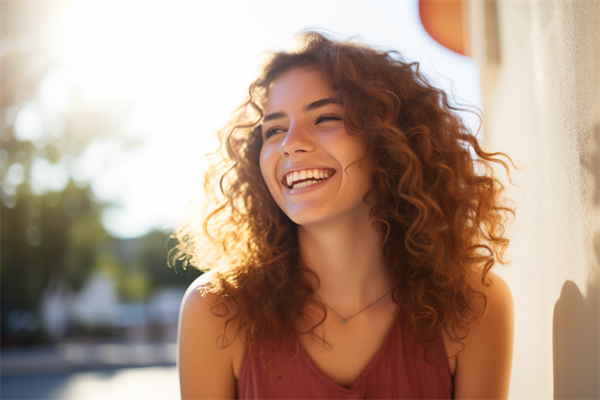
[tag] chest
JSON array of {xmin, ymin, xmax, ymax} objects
[
  {"xmin": 236, "ymin": 305, "xmax": 454, "ymax": 399},
  {"xmin": 298, "ymin": 301, "xmax": 398, "ymax": 388},
  {"xmin": 232, "ymin": 308, "xmax": 456, "ymax": 384}
]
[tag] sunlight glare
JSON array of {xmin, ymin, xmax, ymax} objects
[{"xmin": 55, "ymin": 2, "xmax": 482, "ymax": 238}]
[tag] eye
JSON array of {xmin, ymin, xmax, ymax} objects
[
  {"xmin": 315, "ymin": 114, "xmax": 342, "ymax": 124},
  {"xmin": 264, "ymin": 126, "xmax": 287, "ymax": 139}
]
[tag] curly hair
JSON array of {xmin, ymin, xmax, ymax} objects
[{"xmin": 174, "ymin": 31, "xmax": 514, "ymax": 362}]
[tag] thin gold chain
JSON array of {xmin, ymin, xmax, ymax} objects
[{"xmin": 315, "ymin": 289, "xmax": 393, "ymax": 324}]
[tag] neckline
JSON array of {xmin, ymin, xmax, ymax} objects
[{"xmin": 296, "ymin": 307, "xmax": 401, "ymax": 394}]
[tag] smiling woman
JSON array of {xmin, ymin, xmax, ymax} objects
[{"xmin": 174, "ymin": 32, "xmax": 514, "ymax": 399}]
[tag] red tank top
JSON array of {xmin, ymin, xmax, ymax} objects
[{"xmin": 237, "ymin": 309, "xmax": 453, "ymax": 399}]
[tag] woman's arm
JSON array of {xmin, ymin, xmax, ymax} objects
[
  {"xmin": 178, "ymin": 275, "xmax": 238, "ymax": 399},
  {"xmin": 452, "ymin": 272, "xmax": 515, "ymax": 399}
]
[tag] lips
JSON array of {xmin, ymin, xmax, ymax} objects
[{"xmin": 282, "ymin": 168, "xmax": 335, "ymax": 189}]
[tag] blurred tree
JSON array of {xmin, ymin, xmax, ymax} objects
[
  {"xmin": 1, "ymin": 180, "xmax": 110, "ymax": 344},
  {"xmin": 139, "ymin": 231, "xmax": 202, "ymax": 289},
  {"xmin": 107, "ymin": 230, "xmax": 202, "ymax": 300},
  {"xmin": 0, "ymin": 2, "xmax": 201, "ymax": 347},
  {"xmin": 0, "ymin": 3, "xmax": 137, "ymax": 346}
]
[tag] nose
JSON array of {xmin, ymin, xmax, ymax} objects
[{"xmin": 280, "ymin": 123, "xmax": 315, "ymax": 157}]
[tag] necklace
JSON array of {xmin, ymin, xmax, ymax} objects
[{"xmin": 315, "ymin": 289, "xmax": 393, "ymax": 324}]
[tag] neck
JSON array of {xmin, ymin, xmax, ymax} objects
[{"xmin": 297, "ymin": 206, "xmax": 392, "ymax": 312}]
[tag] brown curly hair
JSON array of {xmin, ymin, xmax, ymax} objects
[{"xmin": 174, "ymin": 31, "xmax": 513, "ymax": 360}]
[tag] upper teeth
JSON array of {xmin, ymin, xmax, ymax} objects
[{"xmin": 285, "ymin": 169, "xmax": 330, "ymax": 188}]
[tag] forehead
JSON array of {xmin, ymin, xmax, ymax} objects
[{"xmin": 264, "ymin": 67, "xmax": 334, "ymax": 112}]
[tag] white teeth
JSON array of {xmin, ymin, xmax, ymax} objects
[
  {"xmin": 286, "ymin": 169, "xmax": 333, "ymax": 189},
  {"xmin": 292, "ymin": 180, "xmax": 319, "ymax": 189}
]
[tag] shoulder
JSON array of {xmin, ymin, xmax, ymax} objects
[
  {"xmin": 473, "ymin": 271, "xmax": 514, "ymax": 344},
  {"xmin": 179, "ymin": 273, "xmax": 222, "ymax": 334},
  {"xmin": 452, "ymin": 271, "xmax": 514, "ymax": 399},
  {"xmin": 179, "ymin": 272, "xmax": 223, "ymax": 322},
  {"xmin": 178, "ymin": 272, "xmax": 241, "ymax": 399},
  {"xmin": 472, "ymin": 271, "xmax": 513, "ymax": 330}
]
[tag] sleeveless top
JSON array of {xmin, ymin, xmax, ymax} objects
[{"xmin": 237, "ymin": 309, "xmax": 453, "ymax": 399}]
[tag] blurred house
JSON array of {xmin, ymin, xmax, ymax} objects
[
  {"xmin": 40, "ymin": 279, "xmax": 74, "ymax": 340},
  {"xmin": 39, "ymin": 271, "xmax": 185, "ymax": 343},
  {"xmin": 71, "ymin": 271, "xmax": 120, "ymax": 328},
  {"xmin": 146, "ymin": 287, "xmax": 186, "ymax": 341}
]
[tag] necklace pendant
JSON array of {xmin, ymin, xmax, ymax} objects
[{"xmin": 342, "ymin": 319, "xmax": 347, "ymax": 323}]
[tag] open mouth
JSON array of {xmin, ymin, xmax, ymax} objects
[{"xmin": 284, "ymin": 168, "xmax": 335, "ymax": 189}]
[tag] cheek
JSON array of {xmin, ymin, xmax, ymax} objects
[
  {"xmin": 336, "ymin": 138, "xmax": 369, "ymax": 172},
  {"xmin": 340, "ymin": 140, "xmax": 372, "ymax": 190}
]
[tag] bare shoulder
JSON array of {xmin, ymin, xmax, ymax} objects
[
  {"xmin": 180, "ymin": 272, "xmax": 226, "ymax": 323},
  {"xmin": 480, "ymin": 271, "xmax": 513, "ymax": 322},
  {"xmin": 178, "ymin": 272, "xmax": 242, "ymax": 399},
  {"xmin": 452, "ymin": 271, "xmax": 514, "ymax": 399}
]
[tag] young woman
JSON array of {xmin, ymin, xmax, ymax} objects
[{"xmin": 176, "ymin": 32, "xmax": 514, "ymax": 399}]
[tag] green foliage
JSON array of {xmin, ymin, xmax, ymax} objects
[
  {"xmin": 0, "ymin": 2, "xmax": 202, "ymax": 346},
  {"xmin": 104, "ymin": 231, "xmax": 202, "ymax": 300},
  {"xmin": 1, "ymin": 181, "xmax": 107, "ymax": 305}
]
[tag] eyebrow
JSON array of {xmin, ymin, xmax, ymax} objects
[
  {"xmin": 263, "ymin": 112, "xmax": 285, "ymax": 123},
  {"xmin": 262, "ymin": 97, "xmax": 341, "ymax": 123},
  {"xmin": 303, "ymin": 97, "xmax": 340, "ymax": 112}
]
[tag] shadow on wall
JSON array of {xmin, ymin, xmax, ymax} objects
[
  {"xmin": 553, "ymin": 123, "xmax": 600, "ymax": 399},
  {"xmin": 553, "ymin": 280, "xmax": 599, "ymax": 399}
]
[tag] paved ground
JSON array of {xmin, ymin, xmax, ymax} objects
[
  {"xmin": 1, "ymin": 341, "xmax": 177, "ymax": 375},
  {"xmin": 1, "ymin": 365, "xmax": 179, "ymax": 399},
  {"xmin": 1, "ymin": 341, "xmax": 180, "ymax": 399}
]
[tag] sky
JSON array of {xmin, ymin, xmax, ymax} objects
[{"xmin": 13, "ymin": 1, "xmax": 481, "ymax": 238}]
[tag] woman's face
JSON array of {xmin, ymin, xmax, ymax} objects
[{"xmin": 259, "ymin": 66, "xmax": 372, "ymax": 227}]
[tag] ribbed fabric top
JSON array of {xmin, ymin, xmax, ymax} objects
[{"xmin": 237, "ymin": 309, "xmax": 452, "ymax": 399}]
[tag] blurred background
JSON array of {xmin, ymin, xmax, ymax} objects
[
  {"xmin": 0, "ymin": 1, "xmax": 479, "ymax": 398},
  {"xmin": 2, "ymin": 1, "xmax": 598, "ymax": 399}
]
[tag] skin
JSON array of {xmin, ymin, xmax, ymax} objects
[{"xmin": 178, "ymin": 67, "xmax": 514, "ymax": 399}]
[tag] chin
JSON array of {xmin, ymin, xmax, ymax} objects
[
  {"xmin": 287, "ymin": 212, "xmax": 327, "ymax": 227},
  {"xmin": 284, "ymin": 205, "xmax": 333, "ymax": 227}
]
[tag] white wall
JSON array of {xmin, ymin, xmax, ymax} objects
[{"xmin": 467, "ymin": 0, "xmax": 600, "ymax": 398}]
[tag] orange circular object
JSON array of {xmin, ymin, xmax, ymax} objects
[{"xmin": 419, "ymin": 0, "xmax": 466, "ymax": 56}]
